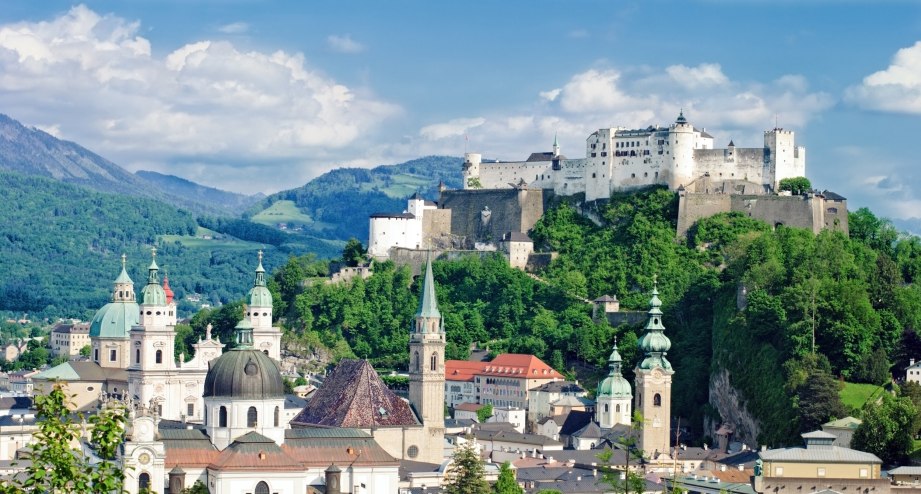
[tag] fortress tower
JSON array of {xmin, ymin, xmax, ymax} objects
[
  {"xmin": 634, "ymin": 279, "xmax": 674, "ymax": 460},
  {"xmin": 462, "ymin": 152, "xmax": 482, "ymax": 189}
]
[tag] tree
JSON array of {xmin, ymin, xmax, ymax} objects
[
  {"xmin": 852, "ymin": 395, "xmax": 916, "ymax": 465},
  {"xmin": 79, "ymin": 345, "xmax": 91, "ymax": 358},
  {"xmin": 444, "ymin": 439, "xmax": 490, "ymax": 494},
  {"xmin": 341, "ymin": 238, "xmax": 367, "ymax": 267},
  {"xmin": 788, "ymin": 355, "xmax": 847, "ymax": 433},
  {"xmin": 598, "ymin": 411, "xmax": 646, "ymax": 494},
  {"xmin": 778, "ymin": 177, "xmax": 811, "ymax": 195},
  {"xmin": 477, "ymin": 403, "xmax": 494, "ymax": 423},
  {"xmin": 493, "ymin": 461, "xmax": 523, "ymax": 494},
  {"xmin": 181, "ymin": 481, "xmax": 209, "ymax": 494},
  {"xmin": 0, "ymin": 383, "xmax": 127, "ymax": 494}
]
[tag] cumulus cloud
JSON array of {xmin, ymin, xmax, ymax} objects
[
  {"xmin": 419, "ymin": 117, "xmax": 485, "ymax": 140},
  {"xmin": 0, "ymin": 5, "xmax": 398, "ymax": 192},
  {"xmin": 326, "ymin": 34, "xmax": 365, "ymax": 54},
  {"xmin": 217, "ymin": 22, "xmax": 249, "ymax": 34},
  {"xmin": 845, "ymin": 41, "xmax": 921, "ymax": 114},
  {"xmin": 411, "ymin": 63, "xmax": 833, "ymax": 165}
]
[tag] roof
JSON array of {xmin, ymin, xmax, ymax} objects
[
  {"xmin": 530, "ymin": 381, "xmax": 585, "ymax": 394},
  {"xmin": 283, "ymin": 428, "xmax": 399, "ymax": 466},
  {"xmin": 551, "ymin": 395, "xmax": 593, "ymax": 407},
  {"xmin": 454, "ymin": 403, "xmax": 485, "ymax": 413},
  {"xmin": 32, "ymin": 361, "xmax": 127, "ymax": 382},
  {"xmin": 162, "ymin": 428, "xmax": 219, "ymax": 468},
  {"xmin": 291, "ymin": 359, "xmax": 419, "ymax": 428},
  {"xmin": 416, "ymin": 256, "xmax": 441, "ymax": 319},
  {"xmin": 0, "ymin": 397, "xmax": 32, "ymax": 411},
  {"xmin": 802, "ymin": 430, "xmax": 837, "ymax": 440},
  {"xmin": 594, "ymin": 295, "xmax": 619, "ymax": 303},
  {"xmin": 284, "ymin": 394, "xmax": 308, "ymax": 410},
  {"xmin": 559, "ymin": 410, "xmax": 594, "ymax": 436},
  {"xmin": 888, "ymin": 466, "xmax": 921, "ymax": 475},
  {"xmin": 572, "ymin": 421, "xmax": 603, "ymax": 439},
  {"xmin": 502, "ymin": 232, "xmax": 532, "ymax": 243},
  {"xmin": 526, "ymin": 152, "xmax": 566, "ymax": 162},
  {"xmin": 473, "ymin": 429, "xmax": 564, "ymax": 447},
  {"xmin": 209, "ymin": 432, "xmax": 303, "ymax": 471},
  {"xmin": 483, "ymin": 354, "xmax": 565, "ymax": 379},
  {"xmin": 52, "ymin": 323, "xmax": 89, "ymax": 334},
  {"xmin": 821, "ymin": 190, "xmax": 847, "ymax": 201},
  {"xmin": 370, "ymin": 212, "xmax": 415, "ymax": 219},
  {"xmin": 88, "ymin": 300, "xmax": 139, "ymax": 339},
  {"xmin": 760, "ymin": 445, "xmax": 881, "ymax": 464},
  {"xmin": 446, "ymin": 360, "xmax": 486, "ymax": 382}
]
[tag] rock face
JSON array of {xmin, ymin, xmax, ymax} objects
[{"xmin": 707, "ymin": 368, "xmax": 761, "ymax": 448}]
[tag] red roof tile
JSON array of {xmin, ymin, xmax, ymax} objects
[{"xmin": 446, "ymin": 354, "xmax": 564, "ymax": 381}]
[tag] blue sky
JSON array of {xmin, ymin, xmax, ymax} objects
[{"xmin": 1, "ymin": 2, "xmax": 921, "ymax": 221}]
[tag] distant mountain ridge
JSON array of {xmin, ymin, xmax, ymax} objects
[{"xmin": 136, "ymin": 170, "xmax": 264, "ymax": 215}]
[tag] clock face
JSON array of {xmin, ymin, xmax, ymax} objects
[{"xmin": 138, "ymin": 453, "xmax": 150, "ymax": 465}]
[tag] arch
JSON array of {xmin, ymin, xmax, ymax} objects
[
  {"xmin": 155, "ymin": 350, "xmax": 162, "ymax": 364},
  {"xmin": 255, "ymin": 481, "xmax": 270, "ymax": 494},
  {"xmin": 615, "ymin": 404, "xmax": 621, "ymax": 413},
  {"xmin": 653, "ymin": 393, "xmax": 662, "ymax": 407},
  {"xmin": 138, "ymin": 472, "xmax": 150, "ymax": 491},
  {"xmin": 274, "ymin": 406, "xmax": 280, "ymax": 427},
  {"xmin": 604, "ymin": 404, "xmax": 609, "ymax": 413},
  {"xmin": 430, "ymin": 352, "xmax": 438, "ymax": 371},
  {"xmin": 219, "ymin": 406, "xmax": 227, "ymax": 427},
  {"xmin": 247, "ymin": 406, "xmax": 258, "ymax": 427}
]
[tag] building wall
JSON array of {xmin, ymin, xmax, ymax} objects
[
  {"xmin": 439, "ymin": 188, "xmax": 546, "ymax": 246},
  {"xmin": 445, "ymin": 379, "xmax": 476, "ymax": 408},
  {"xmin": 762, "ymin": 460, "xmax": 880, "ymax": 480},
  {"xmin": 368, "ymin": 216, "xmax": 423, "ymax": 259}
]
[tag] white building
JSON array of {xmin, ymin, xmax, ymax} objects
[
  {"xmin": 464, "ymin": 112, "xmax": 806, "ymax": 202},
  {"xmin": 368, "ymin": 193, "xmax": 439, "ymax": 259}
]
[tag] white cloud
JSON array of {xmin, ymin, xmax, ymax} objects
[
  {"xmin": 666, "ymin": 63, "xmax": 729, "ymax": 89},
  {"xmin": 217, "ymin": 22, "xmax": 249, "ymax": 34},
  {"xmin": 419, "ymin": 117, "xmax": 485, "ymax": 140},
  {"xmin": 539, "ymin": 88, "xmax": 561, "ymax": 102},
  {"xmin": 326, "ymin": 34, "xmax": 365, "ymax": 54},
  {"xmin": 846, "ymin": 41, "xmax": 921, "ymax": 114},
  {"xmin": 0, "ymin": 5, "xmax": 398, "ymax": 192}
]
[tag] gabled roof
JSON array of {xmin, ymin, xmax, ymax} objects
[
  {"xmin": 446, "ymin": 360, "xmax": 486, "ymax": 382},
  {"xmin": 162, "ymin": 428, "xmax": 218, "ymax": 468},
  {"xmin": 291, "ymin": 359, "xmax": 419, "ymax": 428},
  {"xmin": 473, "ymin": 429, "xmax": 563, "ymax": 447},
  {"xmin": 454, "ymin": 402, "xmax": 485, "ymax": 413},
  {"xmin": 482, "ymin": 354, "xmax": 564, "ymax": 379},
  {"xmin": 594, "ymin": 295, "xmax": 619, "ymax": 303},
  {"xmin": 32, "ymin": 361, "xmax": 127, "ymax": 382},
  {"xmin": 209, "ymin": 432, "xmax": 302, "ymax": 471},
  {"xmin": 559, "ymin": 410, "xmax": 594, "ymax": 436},
  {"xmin": 530, "ymin": 381, "xmax": 585, "ymax": 394},
  {"xmin": 283, "ymin": 428, "xmax": 399, "ymax": 466},
  {"xmin": 572, "ymin": 421, "xmax": 603, "ymax": 439}
]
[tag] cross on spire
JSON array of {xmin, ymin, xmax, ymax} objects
[{"xmin": 258, "ymin": 249, "xmax": 263, "ymax": 263}]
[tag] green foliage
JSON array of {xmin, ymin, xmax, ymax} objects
[
  {"xmin": 853, "ymin": 394, "xmax": 917, "ymax": 465},
  {"xmin": 79, "ymin": 345, "xmax": 91, "ymax": 358},
  {"xmin": 380, "ymin": 374, "xmax": 409, "ymax": 390},
  {"xmin": 181, "ymin": 482, "xmax": 209, "ymax": 494},
  {"xmin": 444, "ymin": 439, "xmax": 490, "ymax": 494},
  {"xmin": 0, "ymin": 383, "xmax": 126, "ymax": 494},
  {"xmin": 477, "ymin": 403, "xmax": 494, "ymax": 423},
  {"xmin": 494, "ymin": 461, "xmax": 523, "ymax": 494},
  {"xmin": 786, "ymin": 354, "xmax": 847, "ymax": 432},
  {"xmin": 839, "ymin": 382, "xmax": 886, "ymax": 412},
  {"xmin": 899, "ymin": 381, "xmax": 921, "ymax": 435},
  {"xmin": 778, "ymin": 177, "xmax": 812, "ymax": 195},
  {"xmin": 342, "ymin": 238, "xmax": 367, "ymax": 267}
]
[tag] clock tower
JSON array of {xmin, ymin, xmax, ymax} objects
[{"xmin": 634, "ymin": 278, "xmax": 674, "ymax": 460}]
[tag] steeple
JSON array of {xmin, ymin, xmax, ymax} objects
[
  {"xmin": 162, "ymin": 270, "xmax": 174, "ymax": 305},
  {"xmin": 248, "ymin": 250, "xmax": 272, "ymax": 308},
  {"xmin": 597, "ymin": 336, "xmax": 633, "ymax": 428},
  {"xmin": 141, "ymin": 247, "xmax": 167, "ymax": 306},
  {"xmin": 552, "ymin": 133, "xmax": 560, "ymax": 157},
  {"xmin": 638, "ymin": 276, "xmax": 672, "ymax": 371},
  {"xmin": 415, "ymin": 254, "xmax": 441, "ymax": 322},
  {"xmin": 608, "ymin": 338, "xmax": 623, "ymax": 375},
  {"xmin": 254, "ymin": 250, "xmax": 266, "ymax": 287},
  {"xmin": 235, "ymin": 305, "xmax": 255, "ymax": 349},
  {"xmin": 112, "ymin": 253, "xmax": 135, "ymax": 302},
  {"xmin": 676, "ymin": 109, "xmax": 688, "ymax": 125}
]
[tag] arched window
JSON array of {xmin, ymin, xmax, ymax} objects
[
  {"xmin": 274, "ymin": 406, "xmax": 280, "ymax": 427},
  {"xmin": 430, "ymin": 352, "xmax": 438, "ymax": 371},
  {"xmin": 604, "ymin": 404, "xmax": 609, "ymax": 413},
  {"xmin": 138, "ymin": 472, "xmax": 150, "ymax": 491},
  {"xmin": 255, "ymin": 481, "xmax": 270, "ymax": 494},
  {"xmin": 414, "ymin": 351, "xmax": 420, "ymax": 371},
  {"xmin": 135, "ymin": 349, "xmax": 140, "ymax": 364},
  {"xmin": 653, "ymin": 393, "xmax": 662, "ymax": 407},
  {"xmin": 615, "ymin": 404, "xmax": 621, "ymax": 413},
  {"xmin": 247, "ymin": 406, "xmax": 258, "ymax": 427},
  {"xmin": 204, "ymin": 406, "xmax": 208, "ymax": 426},
  {"xmin": 219, "ymin": 406, "xmax": 227, "ymax": 427},
  {"xmin": 155, "ymin": 350, "xmax": 162, "ymax": 364}
]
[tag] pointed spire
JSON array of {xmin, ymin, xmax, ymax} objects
[
  {"xmin": 115, "ymin": 253, "xmax": 133, "ymax": 285},
  {"xmin": 676, "ymin": 109, "xmax": 687, "ymax": 124},
  {"xmin": 254, "ymin": 250, "xmax": 266, "ymax": 287},
  {"xmin": 608, "ymin": 336, "xmax": 623, "ymax": 375},
  {"xmin": 416, "ymin": 253, "xmax": 441, "ymax": 320},
  {"xmin": 162, "ymin": 270, "xmax": 174, "ymax": 305},
  {"xmin": 553, "ymin": 133, "xmax": 559, "ymax": 147},
  {"xmin": 147, "ymin": 247, "xmax": 160, "ymax": 285},
  {"xmin": 638, "ymin": 275, "xmax": 672, "ymax": 371}
]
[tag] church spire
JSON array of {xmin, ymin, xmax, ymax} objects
[
  {"xmin": 147, "ymin": 247, "xmax": 160, "ymax": 285},
  {"xmin": 141, "ymin": 247, "xmax": 167, "ymax": 306},
  {"xmin": 608, "ymin": 337, "xmax": 623, "ymax": 376},
  {"xmin": 637, "ymin": 276, "xmax": 672, "ymax": 371},
  {"xmin": 416, "ymin": 253, "xmax": 441, "ymax": 320},
  {"xmin": 112, "ymin": 253, "xmax": 135, "ymax": 302},
  {"xmin": 254, "ymin": 250, "xmax": 266, "ymax": 287}
]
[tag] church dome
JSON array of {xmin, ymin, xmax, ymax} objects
[
  {"xmin": 140, "ymin": 251, "xmax": 167, "ymax": 306},
  {"xmin": 247, "ymin": 251, "xmax": 273, "ymax": 308},
  {"xmin": 597, "ymin": 373, "xmax": 632, "ymax": 398},
  {"xmin": 203, "ymin": 337, "xmax": 284, "ymax": 400},
  {"xmin": 89, "ymin": 301, "xmax": 140, "ymax": 338}
]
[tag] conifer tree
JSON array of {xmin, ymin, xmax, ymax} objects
[
  {"xmin": 493, "ymin": 461, "xmax": 523, "ymax": 494},
  {"xmin": 444, "ymin": 439, "xmax": 490, "ymax": 494}
]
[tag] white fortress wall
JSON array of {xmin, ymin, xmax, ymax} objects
[
  {"xmin": 693, "ymin": 148, "xmax": 767, "ymax": 184},
  {"xmin": 477, "ymin": 159, "xmax": 554, "ymax": 189},
  {"xmin": 368, "ymin": 214, "xmax": 423, "ymax": 258}
]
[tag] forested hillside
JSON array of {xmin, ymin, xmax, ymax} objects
[
  {"xmin": 264, "ymin": 186, "xmax": 921, "ymax": 448},
  {"xmin": 248, "ymin": 156, "xmax": 463, "ymax": 241},
  {"xmin": 0, "ymin": 172, "xmax": 303, "ymax": 320}
]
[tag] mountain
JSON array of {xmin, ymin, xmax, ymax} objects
[
  {"xmin": 248, "ymin": 156, "xmax": 464, "ymax": 242},
  {"xmin": 136, "ymin": 170, "xmax": 264, "ymax": 216}
]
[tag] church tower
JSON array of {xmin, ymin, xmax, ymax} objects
[
  {"xmin": 408, "ymin": 255, "xmax": 446, "ymax": 432},
  {"xmin": 634, "ymin": 278, "xmax": 674, "ymax": 460},
  {"xmin": 596, "ymin": 339, "xmax": 632, "ymax": 428},
  {"xmin": 247, "ymin": 251, "xmax": 281, "ymax": 361},
  {"xmin": 90, "ymin": 255, "xmax": 140, "ymax": 369}
]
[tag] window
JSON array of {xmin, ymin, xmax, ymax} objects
[
  {"xmin": 255, "ymin": 481, "xmax": 269, "ymax": 494},
  {"xmin": 615, "ymin": 404, "xmax": 621, "ymax": 413},
  {"xmin": 604, "ymin": 404, "xmax": 609, "ymax": 412},
  {"xmin": 138, "ymin": 473, "xmax": 150, "ymax": 491},
  {"xmin": 219, "ymin": 406, "xmax": 228, "ymax": 427},
  {"xmin": 274, "ymin": 406, "xmax": 280, "ymax": 427},
  {"xmin": 109, "ymin": 349, "xmax": 117, "ymax": 362},
  {"xmin": 247, "ymin": 406, "xmax": 258, "ymax": 427},
  {"xmin": 817, "ymin": 468, "xmax": 826, "ymax": 477},
  {"xmin": 94, "ymin": 348, "xmax": 99, "ymax": 362},
  {"xmin": 414, "ymin": 351, "xmax": 420, "ymax": 371},
  {"xmin": 136, "ymin": 349, "xmax": 140, "ymax": 364},
  {"xmin": 155, "ymin": 350, "xmax": 162, "ymax": 364},
  {"xmin": 775, "ymin": 467, "xmax": 784, "ymax": 477},
  {"xmin": 431, "ymin": 352, "xmax": 438, "ymax": 371},
  {"xmin": 860, "ymin": 468, "xmax": 868, "ymax": 478},
  {"xmin": 187, "ymin": 403, "xmax": 194, "ymax": 417},
  {"xmin": 654, "ymin": 393, "xmax": 661, "ymax": 406}
]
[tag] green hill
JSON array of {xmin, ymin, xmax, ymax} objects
[{"xmin": 248, "ymin": 156, "xmax": 463, "ymax": 241}]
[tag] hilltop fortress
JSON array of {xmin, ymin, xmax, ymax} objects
[{"xmin": 369, "ymin": 112, "xmax": 847, "ymax": 264}]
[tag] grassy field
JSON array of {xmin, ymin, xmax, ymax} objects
[
  {"xmin": 839, "ymin": 381, "xmax": 886, "ymax": 411},
  {"xmin": 251, "ymin": 200, "xmax": 315, "ymax": 226},
  {"xmin": 358, "ymin": 172, "xmax": 431, "ymax": 198},
  {"xmin": 159, "ymin": 234, "xmax": 267, "ymax": 250}
]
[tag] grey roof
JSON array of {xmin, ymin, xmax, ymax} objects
[
  {"xmin": 559, "ymin": 410, "xmax": 594, "ymax": 436},
  {"xmin": 473, "ymin": 429, "xmax": 564, "ymax": 447},
  {"xmin": 594, "ymin": 295, "xmax": 619, "ymax": 303},
  {"xmin": 821, "ymin": 190, "xmax": 847, "ymax": 201},
  {"xmin": 530, "ymin": 381, "xmax": 585, "ymax": 393},
  {"xmin": 0, "ymin": 397, "xmax": 32, "ymax": 410},
  {"xmin": 284, "ymin": 394, "xmax": 308, "ymax": 410},
  {"xmin": 802, "ymin": 430, "xmax": 837, "ymax": 440},
  {"xmin": 760, "ymin": 445, "xmax": 881, "ymax": 463},
  {"xmin": 502, "ymin": 231, "xmax": 532, "ymax": 243},
  {"xmin": 369, "ymin": 212, "xmax": 415, "ymax": 219},
  {"xmin": 572, "ymin": 421, "xmax": 603, "ymax": 439},
  {"xmin": 888, "ymin": 466, "xmax": 921, "ymax": 475},
  {"xmin": 526, "ymin": 152, "xmax": 566, "ymax": 162},
  {"xmin": 202, "ymin": 348, "xmax": 285, "ymax": 400}
]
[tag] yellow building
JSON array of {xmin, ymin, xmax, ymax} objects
[{"xmin": 50, "ymin": 322, "xmax": 90, "ymax": 357}]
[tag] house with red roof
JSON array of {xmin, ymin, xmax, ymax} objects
[{"xmin": 445, "ymin": 353, "xmax": 564, "ymax": 411}]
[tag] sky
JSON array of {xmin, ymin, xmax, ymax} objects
[{"xmin": 1, "ymin": 2, "xmax": 921, "ymax": 220}]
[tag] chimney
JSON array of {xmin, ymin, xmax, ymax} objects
[
  {"xmin": 739, "ymin": 464, "xmax": 744, "ymax": 471},
  {"xmin": 912, "ymin": 358, "xmax": 916, "ymax": 366}
]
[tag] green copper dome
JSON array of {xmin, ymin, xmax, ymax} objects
[
  {"xmin": 140, "ymin": 249, "xmax": 167, "ymax": 306},
  {"xmin": 89, "ymin": 301, "xmax": 140, "ymax": 338},
  {"xmin": 248, "ymin": 251, "xmax": 273, "ymax": 308},
  {"xmin": 637, "ymin": 279, "xmax": 673, "ymax": 371},
  {"xmin": 597, "ymin": 343, "xmax": 632, "ymax": 398}
]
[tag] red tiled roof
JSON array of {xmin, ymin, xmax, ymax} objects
[
  {"xmin": 454, "ymin": 402, "xmax": 485, "ymax": 412},
  {"xmin": 446, "ymin": 354, "xmax": 564, "ymax": 381},
  {"xmin": 208, "ymin": 432, "xmax": 303, "ymax": 471},
  {"xmin": 283, "ymin": 429, "xmax": 398, "ymax": 467}
]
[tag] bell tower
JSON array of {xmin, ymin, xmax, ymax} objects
[
  {"xmin": 408, "ymin": 254, "xmax": 446, "ymax": 433},
  {"xmin": 634, "ymin": 277, "xmax": 674, "ymax": 460}
]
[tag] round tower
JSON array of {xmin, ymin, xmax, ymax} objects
[
  {"xmin": 669, "ymin": 110, "xmax": 696, "ymax": 189},
  {"xmin": 463, "ymin": 153, "xmax": 482, "ymax": 189}
]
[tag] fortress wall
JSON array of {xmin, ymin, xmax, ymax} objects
[
  {"xmin": 389, "ymin": 248, "xmax": 504, "ymax": 276},
  {"xmin": 693, "ymin": 148, "xmax": 766, "ymax": 184},
  {"xmin": 677, "ymin": 192, "xmax": 732, "ymax": 239},
  {"xmin": 478, "ymin": 160, "xmax": 553, "ymax": 189},
  {"xmin": 822, "ymin": 198, "xmax": 849, "ymax": 235},
  {"xmin": 439, "ymin": 188, "xmax": 545, "ymax": 246},
  {"xmin": 421, "ymin": 209, "xmax": 452, "ymax": 248},
  {"xmin": 553, "ymin": 158, "xmax": 587, "ymax": 197},
  {"xmin": 730, "ymin": 194, "xmax": 820, "ymax": 232}
]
